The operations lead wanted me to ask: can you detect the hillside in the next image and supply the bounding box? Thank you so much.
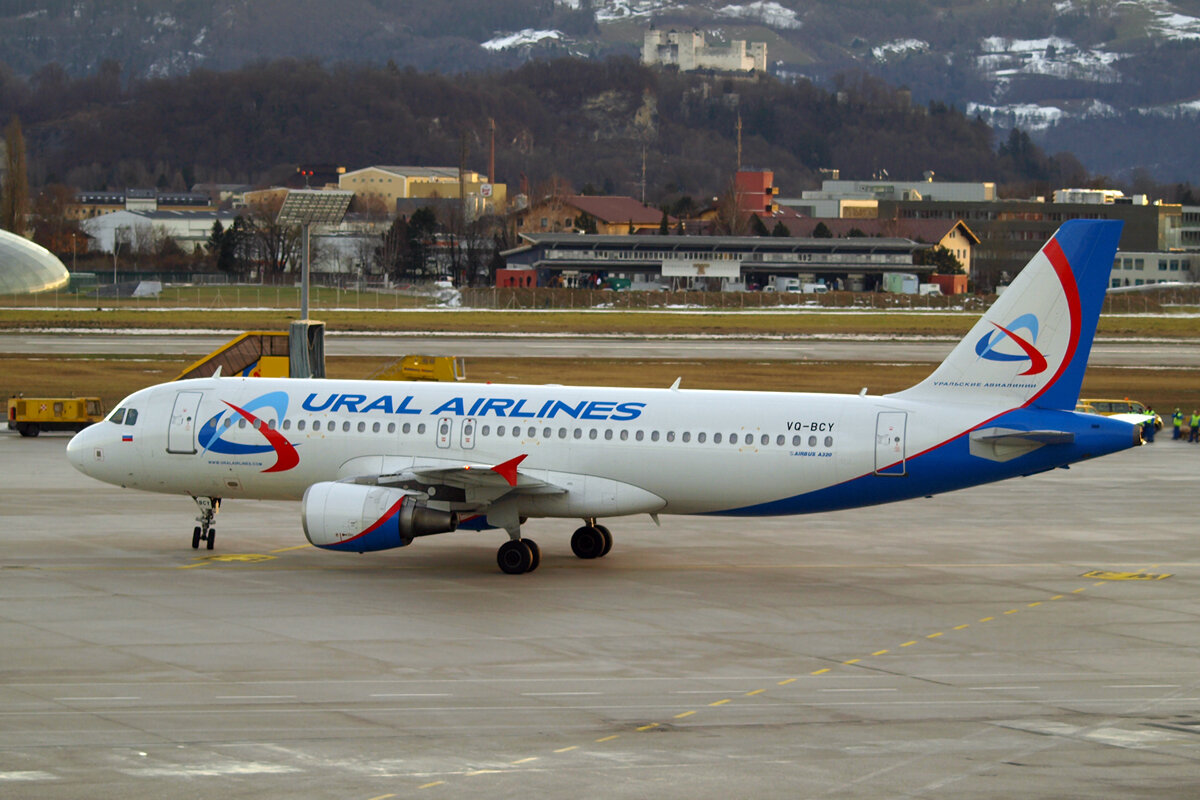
[2,58,1098,206]
[3,0,1200,182]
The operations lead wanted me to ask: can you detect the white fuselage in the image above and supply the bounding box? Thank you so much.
[69,376,994,518]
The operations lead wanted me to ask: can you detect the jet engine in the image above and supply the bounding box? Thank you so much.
[301,482,458,552]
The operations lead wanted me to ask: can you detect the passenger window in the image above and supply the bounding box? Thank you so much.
[729,433,737,444]
[343,421,351,432]
[357,422,366,433]
[125,409,138,425]
[776,435,784,446]
[651,431,660,442]
[402,423,411,434]
[589,429,598,440]
[714,433,722,444]
[620,430,629,441]
[792,435,800,446]
[268,419,276,430]
[558,428,567,439]
[238,418,247,429]
[573,428,582,439]
[744,433,753,445]
[760,434,768,446]
[110,408,126,424]
[696,432,705,443]
[682,432,690,443]
[543,427,552,438]
[223,417,232,428]
[417,423,426,434]
[282,419,291,430]
[514,427,522,438]
[387,422,395,433]
[604,429,613,440]
[372,422,380,433]
[298,420,306,431]
[481,425,490,436]
[497,426,506,437]
[824,435,833,447]
[635,430,644,441]
[809,435,817,447]
[666,431,675,442]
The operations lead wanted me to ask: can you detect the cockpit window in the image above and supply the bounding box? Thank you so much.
[125,409,139,425]
[110,408,126,424]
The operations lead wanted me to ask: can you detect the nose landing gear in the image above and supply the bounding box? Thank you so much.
[191,496,221,550]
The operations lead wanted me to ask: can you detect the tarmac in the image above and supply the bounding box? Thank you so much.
[3,331,1198,366]
[2,430,1198,798]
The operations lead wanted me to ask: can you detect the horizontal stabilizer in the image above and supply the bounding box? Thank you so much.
[969,427,1074,462]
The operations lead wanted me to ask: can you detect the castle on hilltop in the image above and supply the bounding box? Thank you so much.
[642,29,767,73]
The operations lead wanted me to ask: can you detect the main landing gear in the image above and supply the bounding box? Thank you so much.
[493,518,613,575]
[571,520,613,560]
[191,496,221,550]
[497,538,540,575]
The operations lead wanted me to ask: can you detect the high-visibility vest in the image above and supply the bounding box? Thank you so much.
[1174,411,1184,427]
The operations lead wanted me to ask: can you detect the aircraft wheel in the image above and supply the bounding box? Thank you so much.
[192,526,202,549]
[571,526,606,560]
[497,539,533,574]
[206,528,216,550]
[596,525,613,557]
[524,539,540,572]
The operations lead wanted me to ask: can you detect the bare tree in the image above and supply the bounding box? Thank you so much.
[243,195,300,277]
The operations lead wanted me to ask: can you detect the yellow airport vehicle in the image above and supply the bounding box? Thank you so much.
[369,355,466,382]
[8,395,105,437]
[1078,397,1162,430]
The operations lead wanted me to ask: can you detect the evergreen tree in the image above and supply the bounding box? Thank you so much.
[812,221,833,238]
[771,220,790,237]
[750,214,770,236]
[658,208,669,235]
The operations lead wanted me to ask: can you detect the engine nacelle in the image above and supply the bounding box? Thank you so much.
[302,482,458,552]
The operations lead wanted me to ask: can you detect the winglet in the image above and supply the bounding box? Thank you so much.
[490,454,528,487]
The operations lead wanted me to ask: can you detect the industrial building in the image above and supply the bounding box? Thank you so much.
[501,233,934,291]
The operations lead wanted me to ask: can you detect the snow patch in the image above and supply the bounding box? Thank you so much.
[872,39,929,61]
[595,0,674,22]
[1136,0,1200,40]
[976,35,1119,83]
[716,2,802,30]
[481,29,563,51]
[967,101,1065,131]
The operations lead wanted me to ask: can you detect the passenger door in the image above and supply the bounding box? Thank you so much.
[874,411,907,476]
[167,391,203,454]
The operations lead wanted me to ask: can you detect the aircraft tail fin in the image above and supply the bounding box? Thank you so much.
[892,219,1122,410]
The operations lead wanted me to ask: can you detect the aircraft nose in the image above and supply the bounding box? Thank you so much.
[66,425,99,475]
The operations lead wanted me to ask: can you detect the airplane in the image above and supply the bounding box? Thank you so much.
[67,220,1142,574]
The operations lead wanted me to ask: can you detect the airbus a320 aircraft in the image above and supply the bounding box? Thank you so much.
[68,220,1141,574]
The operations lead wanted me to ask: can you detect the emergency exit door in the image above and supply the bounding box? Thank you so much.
[874,411,907,476]
[167,391,203,454]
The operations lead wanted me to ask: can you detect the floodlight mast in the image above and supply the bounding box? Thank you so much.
[275,189,354,378]
[275,189,354,321]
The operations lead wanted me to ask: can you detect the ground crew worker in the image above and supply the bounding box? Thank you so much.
[1190,410,1200,443]
[1144,408,1156,443]
[1174,408,1184,440]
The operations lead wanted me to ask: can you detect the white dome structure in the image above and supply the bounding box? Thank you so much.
[0,228,70,294]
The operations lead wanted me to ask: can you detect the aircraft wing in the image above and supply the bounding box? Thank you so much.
[407,455,563,493]
[345,454,566,508]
